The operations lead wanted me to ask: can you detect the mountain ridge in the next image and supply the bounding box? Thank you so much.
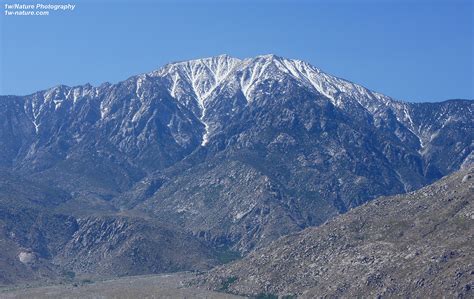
[10,54,471,152]
[198,165,474,298]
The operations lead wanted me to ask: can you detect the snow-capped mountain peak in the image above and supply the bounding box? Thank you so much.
[145,54,403,145]
[152,54,394,112]
[13,55,471,156]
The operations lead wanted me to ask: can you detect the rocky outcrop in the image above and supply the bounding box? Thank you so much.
[200,166,474,298]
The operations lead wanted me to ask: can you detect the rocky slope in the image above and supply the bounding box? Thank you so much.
[0,170,219,286]
[0,210,219,286]
[200,166,474,298]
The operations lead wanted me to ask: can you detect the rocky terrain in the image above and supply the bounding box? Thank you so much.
[200,166,474,298]
[0,54,472,284]
[0,206,219,286]
[0,170,219,286]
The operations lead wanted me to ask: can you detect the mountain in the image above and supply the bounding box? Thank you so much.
[0,55,472,281]
[199,165,474,298]
[132,55,472,251]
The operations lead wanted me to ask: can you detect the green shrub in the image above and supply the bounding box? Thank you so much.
[219,276,238,292]
[61,270,76,280]
[81,279,94,285]
[215,248,241,264]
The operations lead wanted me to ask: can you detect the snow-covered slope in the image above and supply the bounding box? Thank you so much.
[236,54,393,109]
[147,54,428,147]
[153,54,392,107]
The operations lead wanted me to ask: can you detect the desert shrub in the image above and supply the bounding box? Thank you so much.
[219,276,238,292]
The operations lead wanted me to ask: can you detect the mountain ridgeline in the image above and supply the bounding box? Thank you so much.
[0,55,472,284]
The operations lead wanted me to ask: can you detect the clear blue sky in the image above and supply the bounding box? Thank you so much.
[1,0,473,101]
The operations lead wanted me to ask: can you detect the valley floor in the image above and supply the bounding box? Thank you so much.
[0,272,243,299]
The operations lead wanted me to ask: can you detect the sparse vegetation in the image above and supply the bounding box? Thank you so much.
[81,279,94,285]
[215,248,241,264]
[219,276,238,292]
[202,167,474,298]
[61,270,76,280]
[0,273,244,298]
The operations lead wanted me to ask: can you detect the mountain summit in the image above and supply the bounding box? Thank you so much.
[150,54,398,145]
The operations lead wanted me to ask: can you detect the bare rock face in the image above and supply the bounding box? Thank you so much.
[199,166,474,298]
[18,251,36,264]
[54,216,217,277]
